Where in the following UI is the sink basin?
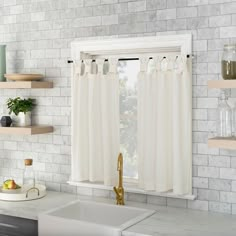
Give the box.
[38,200,155,236]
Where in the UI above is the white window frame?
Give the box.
[71,34,192,60]
[69,34,195,200]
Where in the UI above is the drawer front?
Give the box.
[0,215,37,236]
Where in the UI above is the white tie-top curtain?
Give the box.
[71,59,120,186]
[138,56,192,195]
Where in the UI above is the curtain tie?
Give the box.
[109,58,118,74]
[96,59,104,74]
[75,61,82,75]
[140,57,149,72]
[84,59,92,74]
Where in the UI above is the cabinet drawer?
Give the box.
[0,215,37,236]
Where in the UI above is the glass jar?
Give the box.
[221,44,236,80]
[217,91,232,137]
[23,159,35,191]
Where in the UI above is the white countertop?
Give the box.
[0,191,78,220]
[123,202,236,236]
[0,191,236,236]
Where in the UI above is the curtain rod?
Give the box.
[67,55,191,64]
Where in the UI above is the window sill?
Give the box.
[68,181,196,201]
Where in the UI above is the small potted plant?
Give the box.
[7,97,35,127]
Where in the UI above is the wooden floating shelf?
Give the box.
[0,126,53,135]
[208,137,236,150]
[0,81,53,89]
[208,80,236,89]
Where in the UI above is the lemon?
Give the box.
[4,179,11,185]
[2,183,8,190]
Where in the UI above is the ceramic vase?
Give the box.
[0,45,6,82]
[0,116,12,127]
[12,112,31,127]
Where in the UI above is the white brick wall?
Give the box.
[0,0,236,214]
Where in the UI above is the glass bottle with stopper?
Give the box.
[23,159,35,192]
[217,91,232,138]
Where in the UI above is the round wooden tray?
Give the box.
[4,74,44,81]
[0,184,46,201]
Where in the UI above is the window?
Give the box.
[118,60,140,180]
[71,35,193,196]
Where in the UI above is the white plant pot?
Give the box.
[12,112,31,127]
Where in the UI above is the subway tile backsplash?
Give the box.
[0,0,236,214]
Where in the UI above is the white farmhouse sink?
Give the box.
[38,200,155,236]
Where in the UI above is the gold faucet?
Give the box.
[113,153,125,205]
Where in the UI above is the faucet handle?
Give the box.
[113,186,118,196]
[113,186,125,205]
